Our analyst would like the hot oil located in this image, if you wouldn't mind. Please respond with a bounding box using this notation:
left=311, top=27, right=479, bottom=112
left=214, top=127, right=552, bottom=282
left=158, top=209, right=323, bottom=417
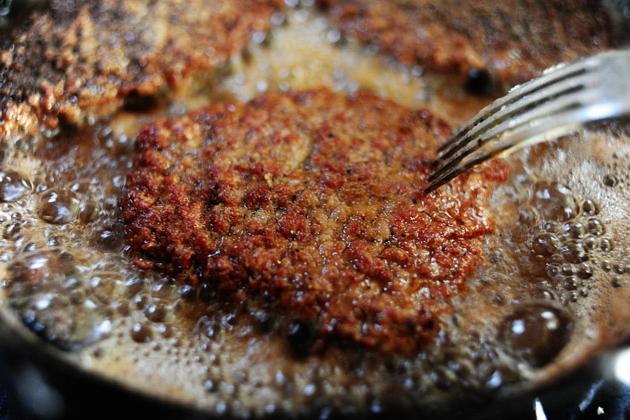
left=443, top=133, right=630, bottom=390
left=220, top=4, right=490, bottom=126
left=1, top=3, right=630, bottom=418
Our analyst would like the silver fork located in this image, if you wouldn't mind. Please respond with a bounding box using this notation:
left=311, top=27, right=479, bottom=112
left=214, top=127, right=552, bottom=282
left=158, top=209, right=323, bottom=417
left=425, top=49, right=630, bottom=194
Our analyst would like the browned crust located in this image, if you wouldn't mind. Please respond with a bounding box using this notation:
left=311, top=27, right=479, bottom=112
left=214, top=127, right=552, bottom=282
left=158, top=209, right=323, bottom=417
left=318, top=0, right=616, bottom=90
left=0, top=0, right=284, bottom=141
left=120, top=88, right=508, bottom=354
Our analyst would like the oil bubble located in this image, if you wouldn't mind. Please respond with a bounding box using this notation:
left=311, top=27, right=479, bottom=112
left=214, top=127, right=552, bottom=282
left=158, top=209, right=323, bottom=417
left=3, top=222, right=22, bottom=241
left=131, top=322, right=153, bottom=343
left=587, top=218, right=605, bottom=236
left=6, top=251, right=111, bottom=349
left=0, top=170, right=32, bottom=202
left=566, top=221, right=585, bottom=238
left=532, top=233, right=560, bottom=257
left=532, top=287, right=555, bottom=301
left=37, top=189, right=80, bottom=225
left=581, top=199, right=598, bottom=215
left=545, top=263, right=561, bottom=279
left=145, top=304, right=167, bottom=323
left=561, top=241, right=588, bottom=264
left=600, top=239, right=614, bottom=252
left=95, top=228, right=123, bottom=251
left=562, top=276, right=578, bottom=291
left=584, top=236, right=596, bottom=251
left=533, top=182, right=579, bottom=221
left=603, top=174, right=618, bottom=187
left=204, top=379, right=217, bottom=393
left=78, top=202, right=97, bottom=224
left=560, top=264, right=574, bottom=276
left=499, top=304, right=573, bottom=368
left=576, top=263, right=593, bottom=279
left=8, top=251, right=76, bottom=286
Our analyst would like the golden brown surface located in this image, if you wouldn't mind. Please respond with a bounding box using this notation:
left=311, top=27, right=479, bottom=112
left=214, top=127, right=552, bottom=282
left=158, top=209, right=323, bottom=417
left=120, top=88, right=508, bottom=353
left=0, top=0, right=283, bottom=140
left=318, top=0, right=615, bottom=90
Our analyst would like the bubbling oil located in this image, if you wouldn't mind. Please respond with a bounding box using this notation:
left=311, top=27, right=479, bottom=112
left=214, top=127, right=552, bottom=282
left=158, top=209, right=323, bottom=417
left=0, top=4, right=629, bottom=418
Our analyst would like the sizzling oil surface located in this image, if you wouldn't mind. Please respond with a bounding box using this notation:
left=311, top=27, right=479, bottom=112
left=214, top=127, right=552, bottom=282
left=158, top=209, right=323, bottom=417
left=1, top=4, right=630, bottom=418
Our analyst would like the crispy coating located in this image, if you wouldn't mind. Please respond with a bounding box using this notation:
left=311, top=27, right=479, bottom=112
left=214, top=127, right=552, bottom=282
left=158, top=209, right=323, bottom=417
left=318, top=0, right=615, bottom=90
left=0, top=0, right=283, bottom=140
left=121, top=89, right=508, bottom=353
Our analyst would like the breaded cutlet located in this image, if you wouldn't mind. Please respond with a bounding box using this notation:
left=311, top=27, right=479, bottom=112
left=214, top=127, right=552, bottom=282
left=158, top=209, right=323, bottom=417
left=0, top=0, right=284, bottom=140
left=120, top=88, right=508, bottom=353
left=318, top=0, right=616, bottom=91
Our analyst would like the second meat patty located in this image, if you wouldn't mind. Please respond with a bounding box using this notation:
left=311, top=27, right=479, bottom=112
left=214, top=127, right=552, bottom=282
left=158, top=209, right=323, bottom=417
left=318, top=0, right=616, bottom=91
left=120, top=88, right=508, bottom=353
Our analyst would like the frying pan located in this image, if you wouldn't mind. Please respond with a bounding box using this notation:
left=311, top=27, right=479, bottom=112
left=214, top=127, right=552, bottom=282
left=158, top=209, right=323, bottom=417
left=0, top=302, right=629, bottom=420
left=0, top=1, right=629, bottom=419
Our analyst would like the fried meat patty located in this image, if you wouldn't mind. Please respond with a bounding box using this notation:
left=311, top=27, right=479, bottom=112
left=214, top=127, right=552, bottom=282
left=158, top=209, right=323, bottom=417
left=121, top=89, right=508, bottom=353
left=318, top=0, right=615, bottom=90
left=0, top=0, right=283, bottom=140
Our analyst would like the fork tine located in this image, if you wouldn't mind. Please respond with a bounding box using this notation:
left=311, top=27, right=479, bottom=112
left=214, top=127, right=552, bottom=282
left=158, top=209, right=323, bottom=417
left=426, top=50, right=630, bottom=194
left=425, top=106, right=595, bottom=193
left=424, top=148, right=504, bottom=194
left=425, top=103, right=600, bottom=194
left=428, top=88, right=595, bottom=183
left=436, top=57, right=598, bottom=155
left=433, top=72, right=597, bottom=167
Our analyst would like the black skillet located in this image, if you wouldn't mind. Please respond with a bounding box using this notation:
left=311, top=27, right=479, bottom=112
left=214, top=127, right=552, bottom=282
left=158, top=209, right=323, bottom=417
left=0, top=1, right=629, bottom=419
left=0, top=304, right=629, bottom=419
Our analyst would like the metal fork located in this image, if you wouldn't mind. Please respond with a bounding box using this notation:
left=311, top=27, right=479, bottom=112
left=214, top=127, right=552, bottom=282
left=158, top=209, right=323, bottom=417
left=424, top=49, right=630, bottom=194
